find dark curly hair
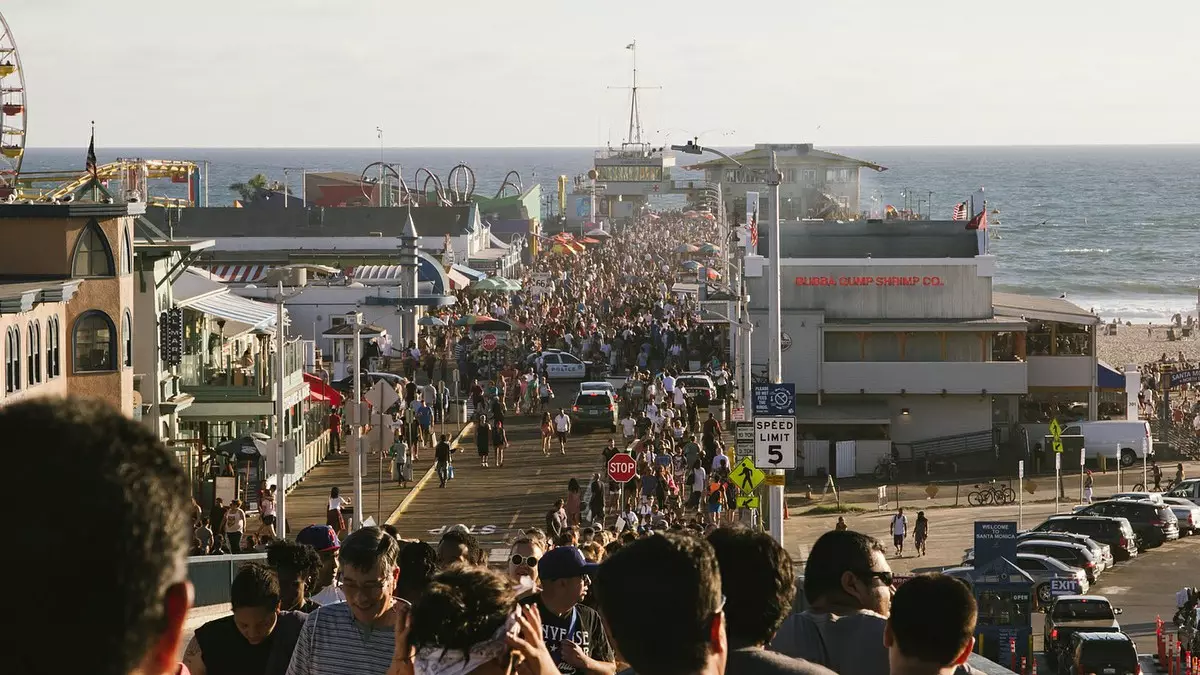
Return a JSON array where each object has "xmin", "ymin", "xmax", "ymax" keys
[
  {"xmin": 397, "ymin": 541, "xmax": 438, "ymax": 601},
  {"xmin": 409, "ymin": 565, "xmax": 517, "ymax": 654},
  {"xmin": 266, "ymin": 540, "xmax": 321, "ymax": 583}
]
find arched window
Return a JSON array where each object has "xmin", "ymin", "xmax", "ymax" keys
[
  {"xmin": 71, "ymin": 220, "xmax": 115, "ymax": 277},
  {"xmin": 73, "ymin": 310, "xmax": 117, "ymax": 372},
  {"xmin": 122, "ymin": 310, "xmax": 132, "ymax": 367},
  {"xmin": 27, "ymin": 321, "xmax": 41, "ymax": 385},
  {"xmin": 5, "ymin": 326, "xmax": 20, "ymax": 392},
  {"xmin": 122, "ymin": 226, "xmax": 133, "ymax": 275},
  {"xmin": 46, "ymin": 317, "xmax": 60, "ymax": 379}
]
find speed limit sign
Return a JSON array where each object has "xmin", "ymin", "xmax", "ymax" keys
[{"xmin": 754, "ymin": 416, "xmax": 796, "ymax": 469}]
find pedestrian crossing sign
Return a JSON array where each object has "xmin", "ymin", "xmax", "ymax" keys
[
  {"xmin": 1050, "ymin": 418, "xmax": 1064, "ymax": 454},
  {"xmin": 735, "ymin": 495, "xmax": 760, "ymax": 509},
  {"xmin": 729, "ymin": 457, "xmax": 765, "ymax": 492}
]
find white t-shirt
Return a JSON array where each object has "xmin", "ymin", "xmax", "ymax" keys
[
  {"xmin": 620, "ymin": 417, "xmax": 637, "ymax": 437},
  {"xmin": 329, "ymin": 497, "xmax": 344, "ymax": 511},
  {"xmin": 311, "ymin": 583, "xmax": 346, "ymax": 606},
  {"xmin": 711, "ymin": 454, "xmax": 730, "ymax": 471},
  {"xmin": 674, "ymin": 388, "xmax": 686, "ymax": 406},
  {"xmin": 891, "ymin": 514, "xmax": 908, "ymax": 536},
  {"xmin": 225, "ymin": 508, "xmax": 246, "ymax": 534},
  {"xmin": 662, "ymin": 375, "xmax": 676, "ymax": 393},
  {"xmin": 260, "ymin": 493, "xmax": 276, "ymax": 516},
  {"xmin": 554, "ymin": 414, "xmax": 571, "ymax": 432},
  {"xmin": 693, "ymin": 467, "xmax": 708, "ymax": 492}
]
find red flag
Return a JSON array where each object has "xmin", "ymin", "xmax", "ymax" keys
[
  {"xmin": 966, "ymin": 208, "xmax": 987, "ymax": 230},
  {"xmin": 952, "ymin": 201, "xmax": 968, "ymax": 221}
]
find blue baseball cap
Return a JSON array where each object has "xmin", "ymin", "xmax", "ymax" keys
[
  {"xmin": 538, "ymin": 546, "xmax": 600, "ymax": 581},
  {"xmin": 296, "ymin": 525, "xmax": 340, "ymax": 552}
]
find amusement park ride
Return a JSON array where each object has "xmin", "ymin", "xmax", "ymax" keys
[{"xmin": 0, "ymin": 10, "xmax": 206, "ymax": 205}]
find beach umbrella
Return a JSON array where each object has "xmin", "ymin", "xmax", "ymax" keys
[
  {"xmin": 675, "ymin": 243, "xmax": 699, "ymax": 254},
  {"xmin": 681, "ymin": 260, "xmax": 702, "ymax": 271},
  {"xmin": 581, "ymin": 237, "xmax": 601, "ymax": 244},
  {"xmin": 214, "ymin": 432, "xmax": 271, "ymax": 460},
  {"xmin": 700, "ymin": 243, "xmax": 720, "ymax": 255},
  {"xmin": 472, "ymin": 277, "xmax": 510, "ymax": 293},
  {"xmin": 495, "ymin": 277, "xmax": 522, "ymax": 291},
  {"xmin": 585, "ymin": 228, "xmax": 611, "ymax": 238},
  {"xmin": 551, "ymin": 243, "xmax": 576, "ymax": 255},
  {"xmin": 418, "ymin": 315, "xmax": 447, "ymax": 327}
]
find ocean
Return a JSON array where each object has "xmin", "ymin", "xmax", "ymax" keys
[{"xmin": 16, "ymin": 145, "xmax": 1200, "ymax": 323}]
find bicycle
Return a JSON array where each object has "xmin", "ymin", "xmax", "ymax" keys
[
  {"xmin": 1130, "ymin": 479, "xmax": 1177, "ymax": 492},
  {"xmin": 874, "ymin": 456, "xmax": 899, "ymax": 482},
  {"xmin": 967, "ymin": 480, "xmax": 1016, "ymax": 506}
]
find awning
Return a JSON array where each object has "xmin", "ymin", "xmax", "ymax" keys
[
  {"xmin": 304, "ymin": 373, "xmax": 343, "ymax": 406},
  {"xmin": 451, "ymin": 263, "xmax": 486, "ymax": 282},
  {"xmin": 179, "ymin": 292, "xmax": 278, "ymax": 334},
  {"xmin": 488, "ymin": 233, "xmax": 512, "ymax": 249},
  {"xmin": 447, "ymin": 267, "xmax": 472, "ymax": 290},
  {"xmin": 795, "ymin": 402, "xmax": 891, "ymax": 425},
  {"xmin": 204, "ymin": 264, "xmax": 272, "ymax": 283},
  {"xmin": 1098, "ymin": 360, "xmax": 1125, "ymax": 389}
]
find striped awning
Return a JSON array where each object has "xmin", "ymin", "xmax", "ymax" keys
[
  {"xmin": 204, "ymin": 264, "xmax": 271, "ymax": 283},
  {"xmin": 450, "ymin": 263, "xmax": 486, "ymax": 282},
  {"xmin": 447, "ymin": 268, "xmax": 471, "ymax": 290}
]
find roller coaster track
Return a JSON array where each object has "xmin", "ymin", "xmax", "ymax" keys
[{"xmin": 20, "ymin": 158, "xmax": 198, "ymax": 201}]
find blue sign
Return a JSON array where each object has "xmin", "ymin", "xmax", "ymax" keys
[
  {"xmin": 752, "ymin": 383, "xmax": 795, "ymax": 416},
  {"xmin": 1169, "ymin": 368, "xmax": 1200, "ymax": 388},
  {"xmin": 575, "ymin": 196, "xmax": 591, "ymax": 218},
  {"xmin": 973, "ymin": 521, "xmax": 1017, "ymax": 566},
  {"xmin": 1050, "ymin": 579, "xmax": 1080, "ymax": 597}
]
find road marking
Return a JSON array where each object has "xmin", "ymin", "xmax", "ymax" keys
[
  {"xmin": 524, "ymin": 488, "xmax": 533, "ymax": 495},
  {"xmin": 1095, "ymin": 586, "xmax": 1130, "ymax": 595},
  {"xmin": 536, "ymin": 468, "xmax": 543, "ymax": 476},
  {"xmin": 386, "ymin": 423, "xmax": 474, "ymax": 526},
  {"xmin": 508, "ymin": 510, "xmax": 521, "ymax": 528}
]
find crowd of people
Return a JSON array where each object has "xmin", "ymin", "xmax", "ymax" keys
[{"xmin": 20, "ymin": 394, "xmax": 988, "ymax": 675}]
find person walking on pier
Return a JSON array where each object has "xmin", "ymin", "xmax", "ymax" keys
[
  {"xmin": 435, "ymin": 433, "xmax": 453, "ymax": 488},
  {"xmin": 476, "ymin": 415, "xmax": 492, "ymax": 468},
  {"xmin": 553, "ymin": 408, "xmax": 572, "ymax": 455}
]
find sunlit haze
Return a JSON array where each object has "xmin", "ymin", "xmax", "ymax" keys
[{"xmin": 8, "ymin": 0, "xmax": 1200, "ymax": 147}]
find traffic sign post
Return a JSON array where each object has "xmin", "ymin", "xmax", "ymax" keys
[
  {"xmin": 751, "ymin": 383, "xmax": 795, "ymax": 416},
  {"xmin": 481, "ymin": 332, "xmax": 498, "ymax": 352},
  {"xmin": 729, "ymin": 457, "xmax": 766, "ymax": 493},
  {"xmin": 367, "ymin": 380, "xmax": 401, "ymax": 524},
  {"xmin": 1055, "ymin": 453, "xmax": 1062, "ymax": 513},
  {"xmin": 608, "ymin": 452, "xmax": 637, "ymax": 522},
  {"xmin": 753, "ymin": 416, "xmax": 796, "ymax": 470},
  {"xmin": 1049, "ymin": 418, "xmax": 1064, "ymax": 455},
  {"xmin": 1018, "ymin": 460, "xmax": 1024, "ymax": 529},
  {"xmin": 734, "ymin": 422, "xmax": 755, "ymax": 459}
]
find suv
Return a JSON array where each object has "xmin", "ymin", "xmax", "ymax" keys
[
  {"xmin": 1043, "ymin": 595, "xmax": 1122, "ymax": 663},
  {"xmin": 1032, "ymin": 515, "xmax": 1139, "ymax": 560},
  {"xmin": 1018, "ymin": 531, "xmax": 1114, "ymax": 572},
  {"xmin": 570, "ymin": 390, "xmax": 618, "ymax": 432},
  {"xmin": 674, "ymin": 373, "xmax": 717, "ymax": 404},
  {"xmin": 1074, "ymin": 500, "xmax": 1180, "ymax": 548},
  {"xmin": 1059, "ymin": 632, "xmax": 1140, "ymax": 675}
]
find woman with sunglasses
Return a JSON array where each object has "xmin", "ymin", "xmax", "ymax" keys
[{"xmin": 506, "ymin": 537, "xmax": 544, "ymax": 598}]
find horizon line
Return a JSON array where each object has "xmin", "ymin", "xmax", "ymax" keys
[{"xmin": 22, "ymin": 142, "xmax": 1200, "ymax": 151}]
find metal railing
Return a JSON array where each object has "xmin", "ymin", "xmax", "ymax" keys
[
  {"xmin": 900, "ymin": 430, "xmax": 994, "ymax": 460},
  {"xmin": 187, "ymin": 552, "xmax": 267, "ymax": 607}
]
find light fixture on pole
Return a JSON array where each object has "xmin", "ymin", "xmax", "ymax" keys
[{"xmin": 347, "ymin": 310, "xmax": 365, "ymax": 530}]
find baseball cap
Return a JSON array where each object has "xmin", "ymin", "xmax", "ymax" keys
[
  {"xmin": 538, "ymin": 546, "xmax": 600, "ymax": 582},
  {"xmin": 296, "ymin": 525, "xmax": 340, "ymax": 552}
]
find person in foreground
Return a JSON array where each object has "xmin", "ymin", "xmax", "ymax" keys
[
  {"xmin": 520, "ymin": 546, "xmax": 615, "ymax": 675},
  {"xmin": 287, "ymin": 527, "xmax": 400, "ymax": 675},
  {"xmin": 594, "ymin": 532, "xmax": 728, "ymax": 675},
  {"xmin": 184, "ymin": 562, "xmax": 308, "ymax": 675},
  {"xmin": 885, "ymin": 575, "xmax": 977, "ymax": 675},
  {"xmin": 385, "ymin": 565, "xmax": 561, "ymax": 675},
  {"xmin": 5, "ymin": 398, "xmax": 193, "ymax": 675},
  {"xmin": 706, "ymin": 528, "xmax": 836, "ymax": 675}
]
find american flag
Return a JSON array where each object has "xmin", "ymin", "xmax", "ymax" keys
[
  {"xmin": 749, "ymin": 208, "xmax": 759, "ymax": 248},
  {"xmin": 951, "ymin": 201, "xmax": 968, "ymax": 221}
]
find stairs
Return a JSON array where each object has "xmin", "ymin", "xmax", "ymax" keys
[{"xmin": 898, "ymin": 430, "xmax": 995, "ymax": 460}]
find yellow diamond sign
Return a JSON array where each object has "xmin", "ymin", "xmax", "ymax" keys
[
  {"xmin": 729, "ymin": 457, "xmax": 766, "ymax": 492},
  {"xmin": 735, "ymin": 495, "xmax": 761, "ymax": 509}
]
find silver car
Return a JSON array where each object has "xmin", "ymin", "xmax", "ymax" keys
[
  {"xmin": 1162, "ymin": 496, "xmax": 1200, "ymax": 535},
  {"xmin": 953, "ymin": 552, "xmax": 1091, "ymax": 607}
]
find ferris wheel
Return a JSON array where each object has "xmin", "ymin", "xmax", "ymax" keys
[{"xmin": 0, "ymin": 11, "xmax": 26, "ymax": 196}]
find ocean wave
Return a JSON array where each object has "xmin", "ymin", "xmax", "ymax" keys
[{"xmin": 1059, "ymin": 248, "xmax": 1111, "ymax": 254}]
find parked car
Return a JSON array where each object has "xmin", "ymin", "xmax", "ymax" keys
[
  {"xmin": 1017, "ymin": 531, "xmax": 1114, "ymax": 572},
  {"xmin": 1060, "ymin": 420, "xmax": 1153, "ymax": 467},
  {"xmin": 527, "ymin": 349, "xmax": 598, "ymax": 380},
  {"xmin": 1043, "ymin": 595, "xmax": 1123, "ymax": 663},
  {"xmin": 1058, "ymin": 631, "xmax": 1139, "ymax": 675},
  {"xmin": 1030, "ymin": 515, "xmax": 1139, "ymax": 561},
  {"xmin": 579, "ymin": 381, "xmax": 618, "ymax": 400},
  {"xmin": 955, "ymin": 553, "xmax": 1090, "ymax": 606},
  {"xmin": 570, "ymin": 390, "xmax": 618, "ymax": 432},
  {"xmin": 674, "ymin": 373, "xmax": 717, "ymax": 404},
  {"xmin": 1109, "ymin": 491, "xmax": 1165, "ymax": 505},
  {"xmin": 1073, "ymin": 499, "xmax": 1180, "ymax": 548},
  {"xmin": 1161, "ymin": 496, "xmax": 1200, "ymax": 535},
  {"xmin": 1167, "ymin": 478, "xmax": 1200, "ymax": 506},
  {"xmin": 962, "ymin": 539, "xmax": 1102, "ymax": 582}
]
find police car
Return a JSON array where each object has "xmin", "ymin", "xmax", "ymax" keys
[{"xmin": 527, "ymin": 349, "xmax": 597, "ymax": 380}]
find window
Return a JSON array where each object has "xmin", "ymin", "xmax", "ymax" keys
[
  {"xmin": 73, "ymin": 310, "xmax": 117, "ymax": 372},
  {"xmin": 4, "ymin": 326, "xmax": 19, "ymax": 392},
  {"xmin": 45, "ymin": 317, "xmax": 60, "ymax": 378},
  {"xmin": 27, "ymin": 321, "xmax": 41, "ymax": 384},
  {"xmin": 122, "ymin": 310, "xmax": 132, "ymax": 367},
  {"xmin": 71, "ymin": 220, "xmax": 115, "ymax": 277},
  {"xmin": 121, "ymin": 226, "xmax": 133, "ymax": 275}
]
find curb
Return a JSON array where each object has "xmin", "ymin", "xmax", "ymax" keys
[{"xmin": 386, "ymin": 422, "xmax": 474, "ymax": 526}]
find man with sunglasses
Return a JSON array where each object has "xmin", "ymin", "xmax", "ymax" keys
[
  {"xmin": 770, "ymin": 530, "xmax": 895, "ymax": 675},
  {"xmin": 519, "ymin": 546, "xmax": 615, "ymax": 675}
]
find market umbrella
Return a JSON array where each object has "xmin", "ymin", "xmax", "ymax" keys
[
  {"xmin": 681, "ymin": 260, "xmax": 702, "ymax": 271},
  {"xmin": 675, "ymin": 243, "xmax": 699, "ymax": 254},
  {"xmin": 418, "ymin": 315, "xmax": 447, "ymax": 326},
  {"xmin": 214, "ymin": 432, "xmax": 271, "ymax": 460},
  {"xmin": 705, "ymin": 268, "xmax": 722, "ymax": 280},
  {"xmin": 700, "ymin": 242, "xmax": 720, "ymax": 255},
  {"xmin": 469, "ymin": 318, "xmax": 515, "ymax": 332},
  {"xmin": 472, "ymin": 277, "xmax": 508, "ymax": 292},
  {"xmin": 584, "ymin": 228, "xmax": 611, "ymax": 238},
  {"xmin": 454, "ymin": 314, "xmax": 495, "ymax": 326},
  {"xmin": 581, "ymin": 237, "xmax": 601, "ymax": 244},
  {"xmin": 551, "ymin": 243, "xmax": 577, "ymax": 255},
  {"xmin": 492, "ymin": 277, "xmax": 522, "ymax": 291}
]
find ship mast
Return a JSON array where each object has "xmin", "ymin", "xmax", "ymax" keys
[{"xmin": 610, "ymin": 40, "xmax": 659, "ymax": 150}]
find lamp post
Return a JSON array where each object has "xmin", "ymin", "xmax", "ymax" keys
[
  {"xmin": 347, "ymin": 310, "xmax": 365, "ymax": 530},
  {"xmin": 274, "ymin": 286, "xmax": 288, "ymax": 536}
]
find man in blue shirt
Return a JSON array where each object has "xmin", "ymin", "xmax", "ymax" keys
[{"xmin": 415, "ymin": 399, "xmax": 434, "ymax": 448}]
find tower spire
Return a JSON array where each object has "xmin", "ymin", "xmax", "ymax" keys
[{"xmin": 610, "ymin": 40, "xmax": 660, "ymax": 148}]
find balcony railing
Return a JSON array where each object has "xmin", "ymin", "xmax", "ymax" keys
[
  {"xmin": 821, "ymin": 361, "xmax": 1027, "ymax": 395},
  {"xmin": 179, "ymin": 341, "xmax": 306, "ymax": 400}
]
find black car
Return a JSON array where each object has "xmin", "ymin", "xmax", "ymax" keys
[
  {"xmin": 1031, "ymin": 516, "xmax": 1139, "ymax": 561},
  {"xmin": 569, "ymin": 391, "xmax": 619, "ymax": 432},
  {"xmin": 1074, "ymin": 500, "xmax": 1180, "ymax": 548},
  {"xmin": 1059, "ymin": 632, "xmax": 1139, "ymax": 675}
]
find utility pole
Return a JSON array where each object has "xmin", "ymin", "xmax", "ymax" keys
[
  {"xmin": 349, "ymin": 311, "xmax": 365, "ymax": 530},
  {"xmin": 766, "ymin": 151, "xmax": 785, "ymax": 545},
  {"xmin": 274, "ymin": 285, "xmax": 288, "ymax": 536}
]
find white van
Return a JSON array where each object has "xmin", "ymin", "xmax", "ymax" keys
[{"xmin": 1062, "ymin": 420, "xmax": 1154, "ymax": 467}]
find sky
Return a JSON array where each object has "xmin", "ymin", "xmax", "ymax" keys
[{"xmin": 5, "ymin": 0, "xmax": 1199, "ymax": 148}]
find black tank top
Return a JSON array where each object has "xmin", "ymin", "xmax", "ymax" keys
[{"xmin": 195, "ymin": 611, "xmax": 306, "ymax": 675}]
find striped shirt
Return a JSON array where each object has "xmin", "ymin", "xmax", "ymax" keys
[{"xmin": 286, "ymin": 602, "xmax": 395, "ymax": 675}]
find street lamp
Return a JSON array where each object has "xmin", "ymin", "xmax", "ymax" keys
[{"xmin": 347, "ymin": 310, "xmax": 365, "ymax": 530}]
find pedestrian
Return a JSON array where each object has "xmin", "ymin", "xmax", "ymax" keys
[
  {"xmin": 507, "ymin": 536, "xmax": 546, "ymax": 595},
  {"xmin": 553, "ymin": 408, "xmax": 572, "ymax": 454},
  {"xmin": 395, "ymin": 540, "xmax": 437, "ymax": 605},
  {"xmin": 588, "ymin": 474, "xmax": 606, "ymax": 526},
  {"xmin": 707, "ymin": 528, "xmax": 837, "ymax": 675},
  {"xmin": 1084, "ymin": 470, "xmax": 1094, "ymax": 503},
  {"xmin": 329, "ymin": 407, "xmax": 343, "ymax": 454},
  {"xmin": 904, "ymin": 509, "xmax": 929, "ymax": 553},
  {"xmin": 267, "ymin": 539, "xmax": 323, "ymax": 612},
  {"xmin": 434, "ymin": 434, "xmax": 453, "ymax": 488},
  {"xmin": 891, "ymin": 507, "xmax": 908, "ymax": 557},
  {"xmin": 540, "ymin": 411, "xmax": 554, "ymax": 456},
  {"xmin": 566, "ymin": 478, "xmax": 583, "ymax": 526},
  {"xmin": 327, "ymin": 487, "xmax": 350, "ymax": 537},
  {"xmin": 437, "ymin": 528, "xmax": 483, "ymax": 568},
  {"xmin": 520, "ymin": 547, "xmax": 614, "ymax": 675},
  {"xmin": 492, "ymin": 419, "xmax": 508, "ymax": 467},
  {"xmin": 835, "ymin": 516, "xmax": 848, "ymax": 531},
  {"xmin": 225, "ymin": 499, "xmax": 247, "ymax": 554},
  {"xmin": 197, "ymin": 516, "xmax": 215, "ymax": 553},
  {"xmin": 285, "ymin": 528, "xmax": 400, "ymax": 675},
  {"xmin": 392, "ymin": 433, "xmax": 412, "ymax": 487},
  {"xmin": 885, "ymin": 575, "xmax": 978, "ymax": 675},
  {"xmin": 185, "ymin": 562, "xmax": 308, "ymax": 675},
  {"xmin": 546, "ymin": 498, "xmax": 568, "ymax": 541},
  {"xmin": 296, "ymin": 525, "xmax": 345, "ymax": 606},
  {"xmin": 476, "ymin": 414, "xmax": 492, "ymax": 468},
  {"xmin": 259, "ymin": 484, "xmax": 278, "ymax": 538}
]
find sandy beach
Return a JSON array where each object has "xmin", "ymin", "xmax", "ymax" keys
[{"xmin": 1097, "ymin": 323, "xmax": 1200, "ymax": 367}]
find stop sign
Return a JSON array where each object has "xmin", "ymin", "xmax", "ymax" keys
[
  {"xmin": 607, "ymin": 452, "xmax": 637, "ymax": 483},
  {"xmin": 481, "ymin": 332, "xmax": 498, "ymax": 352}
]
